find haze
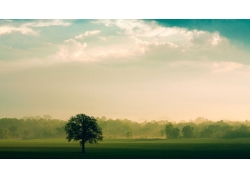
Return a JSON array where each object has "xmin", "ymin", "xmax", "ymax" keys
[{"xmin": 1, "ymin": 19, "xmax": 250, "ymax": 121}]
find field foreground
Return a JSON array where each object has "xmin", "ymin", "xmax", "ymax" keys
[{"xmin": 1, "ymin": 138, "xmax": 250, "ymax": 159}]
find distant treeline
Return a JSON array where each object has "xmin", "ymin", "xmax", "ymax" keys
[
  {"xmin": 1, "ymin": 116, "xmax": 250, "ymax": 139},
  {"xmin": 96, "ymin": 117, "xmax": 250, "ymax": 139},
  {"xmin": 0, "ymin": 116, "xmax": 65, "ymax": 139}
]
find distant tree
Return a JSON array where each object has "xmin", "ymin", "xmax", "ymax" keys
[
  {"xmin": 171, "ymin": 128, "xmax": 180, "ymax": 138},
  {"xmin": 224, "ymin": 125, "xmax": 250, "ymax": 138},
  {"xmin": 200, "ymin": 128, "xmax": 213, "ymax": 138},
  {"xmin": 142, "ymin": 122, "xmax": 160, "ymax": 138},
  {"xmin": 101, "ymin": 116, "xmax": 107, "ymax": 121},
  {"xmin": 22, "ymin": 130, "xmax": 30, "ymax": 140},
  {"xmin": 8, "ymin": 125, "xmax": 18, "ymax": 138},
  {"xmin": 0, "ymin": 128, "xmax": 10, "ymax": 139},
  {"xmin": 165, "ymin": 123, "xmax": 174, "ymax": 138},
  {"xmin": 206, "ymin": 124, "xmax": 231, "ymax": 138},
  {"xmin": 165, "ymin": 123, "xmax": 180, "ymax": 139},
  {"xmin": 182, "ymin": 125, "xmax": 194, "ymax": 138},
  {"xmin": 65, "ymin": 114, "xmax": 103, "ymax": 153}
]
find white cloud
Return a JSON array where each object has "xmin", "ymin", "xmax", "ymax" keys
[
  {"xmin": 51, "ymin": 36, "xmax": 137, "ymax": 62},
  {"xmin": 51, "ymin": 20, "xmax": 240, "ymax": 63},
  {"xmin": 0, "ymin": 26, "xmax": 37, "ymax": 35},
  {"xmin": 130, "ymin": 36, "xmax": 150, "ymax": 54},
  {"xmin": 95, "ymin": 20, "xmax": 227, "ymax": 50},
  {"xmin": 21, "ymin": 20, "xmax": 71, "ymax": 27},
  {"xmin": 93, "ymin": 20, "xmax": 113, "ymax": 27},
  {"xmin": 0, "ymin": 20, "xmax": 71, "ymax": 35},
  {"xmin": 0, "ymin": 20, "xmax": 71, "ymax": 36},
  {"xmin": 210, "ymin": 32, "xmax": 222, "ymax": 46},
  {"xmin": 6, "ymin": 19, "xmax": 245, "ymax": 67},
  {"xmin": 51, "ymin": 39, "xmax": 88, "ymax": 62},
  {"xmin": 74, "ymin": 30, "xmax": 101, "ymax": 39},
  {"xmin": 96, "ymin": 20, "xmax": 191, "ymax": 38}
]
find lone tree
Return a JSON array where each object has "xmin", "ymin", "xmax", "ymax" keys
[{"xmin": 65, "ymin": 113, "xmax": 103, "ymax": 153}]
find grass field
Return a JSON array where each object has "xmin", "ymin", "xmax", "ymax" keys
[{"xmin": 1, "ymin": 138, "xmax": 250, "ymax": 159}]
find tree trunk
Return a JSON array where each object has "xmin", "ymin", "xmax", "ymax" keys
[
  {"xmin": 82, "ymin": 142, "xmax": 85, "ymax": 153},
  {"xmin": 82, "ymin": 123, "xmax": 85, "ymax": 153}
]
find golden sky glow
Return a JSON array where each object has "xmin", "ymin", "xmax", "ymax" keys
[{"xmin": 1, "ymin": 19, "xmax": 250, "ymax": 121}]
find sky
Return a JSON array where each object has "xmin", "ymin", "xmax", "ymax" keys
[{"xmin": 1, "ymin": 19, "xmax": 250, "ymax": 121}]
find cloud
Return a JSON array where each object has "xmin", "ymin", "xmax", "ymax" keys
[
  {"xmin": 113, "ymin": 20, "xmax": 246, "ymax": 64},
  {"xmin": 74, "ymin": 30, "xmax": 101, "ymax": 39},
  {"xmin": 0, "ymin": 26, "xmax": 37, "ymax": 35},
  {"xmin": 95, "ymin": 20, "xmax": 227, "ymax": 49},
  {"xmin": 51, "ymin": 39, "xmax": 88, "ymax": 62},
  {"xmin": 210, "ymin": 33, "xmax": 222, "ymax": 46},
  {"xmin": 3, "ymin": 19, "xmax": 249, "ymax": 69},
  {"xmin": 0, "ymin": 20, "xmax": 71, "ymax": 36},
  {"xmin": 131, "ymin": 36, "xmax": 150, "ymax": 54},
  {"xmin": 96, "ymin": 20, "xmax": 191, "ymax": 38},
  {"xmin": 21, "ymin": 20, "xmax": 71, "ymax": 27},
  {"xmin": 49, "ymin": 20, "xmax": 248, "ymax": 64},
  {"xmin": 51, "ymin": 35, "xmax": 137, "ymax": 62}
]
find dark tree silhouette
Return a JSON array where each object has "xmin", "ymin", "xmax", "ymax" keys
[
  {"xmin": 165, "ymin": 123, "xmax": 174, "ymax": 138},
  {"xmin": 200, "ymin": 128, "xmax": 213, "ymax": 138},
  {"xmin": 65, "ymin": 114, "xmax": 103, "ymax": 153},
  {"xmin": 171, "ymin": 127, "xmax": 180, "ymax": 138},
  {"xmin": 182, "ymin": 125, "xmax": 194, "ymax": 138},
  {"xmin": 165, "ymin": 123, "xmax": 180, "ymax": 139}
]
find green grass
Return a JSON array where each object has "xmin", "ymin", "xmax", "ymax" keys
[{"xmin": 1, "ymin": 138, "xmax": 250, "ymax": 159}]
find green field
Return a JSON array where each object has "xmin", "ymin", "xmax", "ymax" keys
[{"xmin": 1, "ymin": 138, "xmax": 250, "ymax": 159}]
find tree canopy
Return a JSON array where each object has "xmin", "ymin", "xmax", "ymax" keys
[
  {"xmin": 182, "ymin": 125, "xmax": 195, "ymax": 138},
  {"xmin": 65, "ymin": 114, "xmax": 103, "ymax": 153},
  {"xmin": 165, "ymin": 123, "xmax": 180, "ymax": 139}
]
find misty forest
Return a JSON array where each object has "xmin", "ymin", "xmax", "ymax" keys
[{"xmin": 1, "ymin": 116, "xmax": 250, "ymax": 139}]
